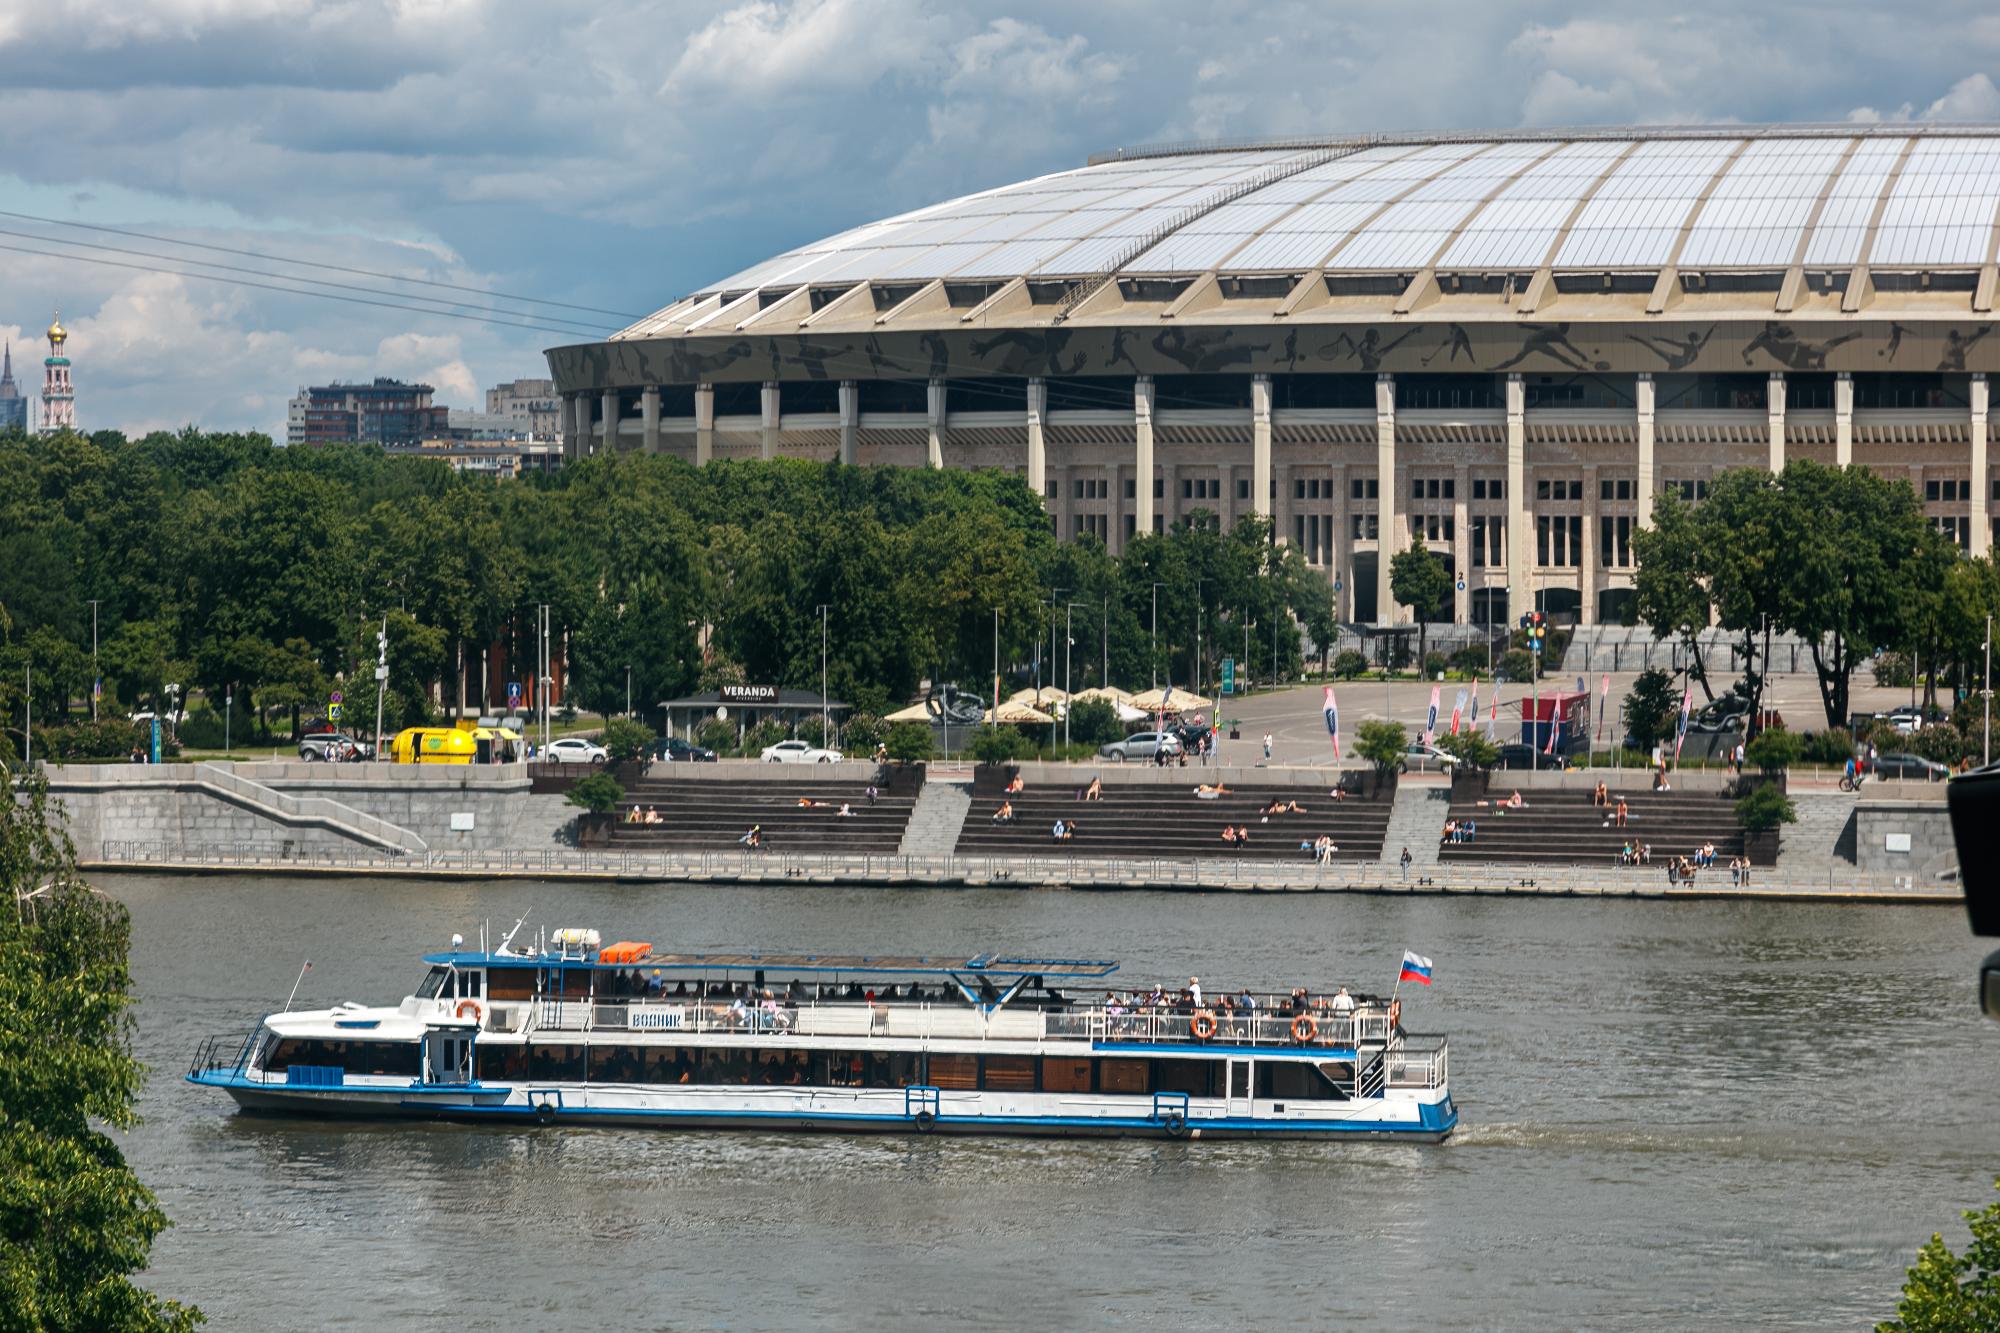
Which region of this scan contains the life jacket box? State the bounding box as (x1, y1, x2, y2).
(599, 941, 652, 964)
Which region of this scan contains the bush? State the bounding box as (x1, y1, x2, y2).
(1332, 650, 1368, 680)
(969, 725, 1027, 765)
(1874, 651, 1914, 688)
(1497, 649, 1535, 684)
(693, 718, 736, 754)
(1622, 667, 1679, 750)
(1065, 698, 1124, 748)
(1744, 728, 1802, 774)
(32, 718, 164, 762)
(177, 704, 226, 750)
(1735, 783, 1797, 832)
(1881, 1178, 2000, 1331)
(566, 771, 624, 815)
(742, 719, 789, 757)
(600, 717, 656, 763)
(841, 711, 885, 755)
(1356, 719, 1407, 775)
(1914, 721, 1970, 766)
(795, 715, 829, 749)
(1436, 729, 1500, 769)
(885, 721, 934, 763)
(1801, 728, 1855, 765)
(1422, 652, 1450, 679)
(1449, 646, 1489, 676)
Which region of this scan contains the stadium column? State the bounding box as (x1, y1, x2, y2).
(1252, 374, 1273, 520)
(561, 395, 580, 461)
(694, 384, 714, 466)
(574, 393, 593, 458)
(1453, 463, 1470, 625)
(642, 387, 661, 454)
(1026, 378, 1048, 502)
(1766, 372, 1785, 472)
(1375, 373, 1397, 626)
(1505, 373, 1529, 628)
(1134, 377, 1156, 534)
(838, 380, 858, 465)
(1635, 373, 1655, 529)
(1974, 373, 1991, 557)
(760, 381, 780, 461)
(926, 378, 946, 468)
(1579, 464, 1598, 627)
(601, 390, 618, 454)
(1835, 371, 1854, 466)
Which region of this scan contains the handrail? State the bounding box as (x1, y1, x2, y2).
(194, 764, 428, 854)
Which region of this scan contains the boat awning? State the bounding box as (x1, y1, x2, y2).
(431, 949, 1119, 980)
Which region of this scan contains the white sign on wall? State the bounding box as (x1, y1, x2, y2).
(1885, 832, 1912, 854)
(450, 812, 476, 832)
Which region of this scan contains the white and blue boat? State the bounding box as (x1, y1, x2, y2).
(189, 924, 1456, 1142)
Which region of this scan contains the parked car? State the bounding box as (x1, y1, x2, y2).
(1871, 752, 1949, 781)
(1883, 709, 1926, 736)
(1398, 743, 1461, 774)
(1494, 743, 1567, 771)
(1098, 730, 1183, 763)
(543, 736, 609, 765)
(760, 739, 843, 763)
(650, 736, 718, 763)
(298, 732, 373, 761)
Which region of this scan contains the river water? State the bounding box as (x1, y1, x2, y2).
(107, 873, 1998, 1330)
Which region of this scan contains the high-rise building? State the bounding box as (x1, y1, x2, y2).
(485, 377, 563, 444)
(285, 377, 448, 446)
(40, 312, 74, 434)
(0, 343, 26, 433)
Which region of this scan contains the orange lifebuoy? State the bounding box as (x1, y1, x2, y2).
(1190, 1011, 1217, 1040)
(454, 998, 483, 1023)
(1291, 1014, 1318, 1044)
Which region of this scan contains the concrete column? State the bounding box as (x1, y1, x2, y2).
(1252, 374, 1273, 521)
(694, 384, 714, 466)
(838, 380, 858, 465)
(641, 386, 661, 454)
(1974, 374, 1991, 557)
(1026, 378, 1047, 500)
(1161, 461, 1180, 532)
(1453, 463, 1471, 625)
(600, 389, 618, 453)
(926, 378, 946, 469)
(574, 393, 593, 458)
(1376, 374, 1397, 626)
(1329, 463, 1349, 618)
(1579, 464, 1598, 627)
(562, 395, 581, 461)
(1835, 371, 1854, 466)
(1766, 372, 1785, 473)
(1505, 373, 1529, 625)
(1635, 373, 1655, 528)
(1107, 462, 1125, 555)
(760, 381, 780, 461)
(1134, 377, 1156, 534)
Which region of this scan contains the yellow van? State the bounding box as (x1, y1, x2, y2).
(390, 727, 477, 764)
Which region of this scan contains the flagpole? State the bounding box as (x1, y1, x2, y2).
(283, 959, 311, 1013)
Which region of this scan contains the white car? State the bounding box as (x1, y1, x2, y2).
(543, 736, 609, 765)
(1398, 743, 1462, 774)
(761, 739, 843, 764)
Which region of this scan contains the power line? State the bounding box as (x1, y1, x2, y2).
(0, 208, 648, 320)
(0, 239, 615, 339)
(0, 225, 618, 336)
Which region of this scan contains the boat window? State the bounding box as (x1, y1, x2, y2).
(1098, 1058, 1149, 1094)
(475, 1045, 529, 1081)
(1041, 1058, 1094, 1094)
(1256, 1058, 1350, 1101)
(487, 968, 535, 1001)
(417, 967, 448, 999)
(528, 1044, 586, 1081)
(1152, 1058, 1219, 1098)
(979, 1055, 1037, 1092)
(461, 970, 483, 999)
(926, 1053, 978, 1090)
(264, 1038, 419, 1078)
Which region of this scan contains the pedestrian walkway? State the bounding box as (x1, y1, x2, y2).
(898, 779, 971, 858)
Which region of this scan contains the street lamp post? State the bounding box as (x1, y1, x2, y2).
(1150, 582, 1164, 691)
(87, 599, 99, 721)
(816, 603, 830, 747)
(1101, 593, 1108, 689)
(1194, 578, 1205, 701)
(625, 665, 632, 720)
(1064, 602, 1085, 750)
(1986, 613, 1992, 767)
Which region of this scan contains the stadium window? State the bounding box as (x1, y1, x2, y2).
(1237, 479, 1250, 500)
(1536, 479, 1550, 501)
(1182, 479, 1193, 499)
(1154, 479, 1164, 499)
(1074, 479, 1085, 500)
(1125, 479, 1136, 499)
(1412, 478, 1425, 500)
(1443, 479, 1455, 499)
(1366, 479, 1378, 499)
(1300, 479, 1310, 500)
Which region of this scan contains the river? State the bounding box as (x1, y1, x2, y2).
(107, 873, 1998, 1330)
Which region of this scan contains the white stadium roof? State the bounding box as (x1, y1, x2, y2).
(691, 125, 2000, 294)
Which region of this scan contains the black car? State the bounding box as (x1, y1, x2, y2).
(1495, 743, 1567, 771)
(650, 736, 718, 763)
(1872, 752, 1949, 782)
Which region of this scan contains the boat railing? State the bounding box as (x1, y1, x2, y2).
(516, 997, 1404, 1051)
(189, 1029, 260, 1079)
(1384, 1035, 1450, 1091)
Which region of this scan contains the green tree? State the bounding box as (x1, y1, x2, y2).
(1389, 540, 1452, 676)
(1623, 667, 1680, 751)
(885, 721, 934, 763)
(599, 718, 656, 763)
(1064, 698, 1124, 748)
(1333, 649, 1368, 680)
(1735, 783, 1797, 832)
(969, 725, 1026, 766)
(1436, 728, 1501, 769)
(1356, 719, 1407, 776)
(0, 744, 203, 1331)
(1881, 1180, 2000, 1331)
(1631, 491, 1720, 704)
(1744, 728, 1802, 775)
(565, 771, 624, 814)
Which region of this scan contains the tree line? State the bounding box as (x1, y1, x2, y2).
(0, 427, 1334, 748)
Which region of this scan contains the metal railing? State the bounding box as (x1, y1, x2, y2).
(194, 763, 428, 855)
(189, 1029, 259, 1079)
(1386, 1037, 1449, 1091)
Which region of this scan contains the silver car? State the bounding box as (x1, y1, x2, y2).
(1098, 731, 1184, 762)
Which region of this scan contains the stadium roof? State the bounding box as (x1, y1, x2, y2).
(615, 124, 2000, 340)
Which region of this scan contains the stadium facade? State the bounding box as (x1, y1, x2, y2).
(546, 124, 2000, 627)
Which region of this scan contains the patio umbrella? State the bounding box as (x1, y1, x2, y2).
(986, 701, 1055, 725)
(882, 701, 934, 724)
(1130, 687, 1213, 711)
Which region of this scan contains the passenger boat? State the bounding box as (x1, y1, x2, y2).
(188, 924, 1456, 1141)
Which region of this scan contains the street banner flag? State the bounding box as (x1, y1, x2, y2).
(1468, 675, 1480, 728)
(1399, 951, 1434, 985)
(1545, 713, 1560, 755)
(1423, 685, 1441, 746)
(1598, 673, 1611, 750)
(1450, 688, 1467, 736)
(1322, 686, 1340, 760)
(1487, 685, 1501, 739)
(1673, 684, 1694, 760)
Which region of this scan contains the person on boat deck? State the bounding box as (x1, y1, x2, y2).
(1330, 986, 1356, 1016)
(1084, 775, 1103, 800)
(1189, 977, 1204, 1007)
(992, 800, 1015, 823)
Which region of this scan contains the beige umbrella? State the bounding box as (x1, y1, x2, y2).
(986, 701, 1055, 725)
(1130, 687, 1213, 711)
(1007, 686, 1067, 708)
(1071, 686, 1136, 706)
(883, 701, 934, 723)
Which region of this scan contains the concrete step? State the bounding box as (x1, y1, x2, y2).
(900, 781, 972, 858)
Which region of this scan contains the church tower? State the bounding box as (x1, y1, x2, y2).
(41, 310, 74, 433)
(0, 342, 25, 433)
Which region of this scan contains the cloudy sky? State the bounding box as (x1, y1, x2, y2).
(3, 0, 1999, 437)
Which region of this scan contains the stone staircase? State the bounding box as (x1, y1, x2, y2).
(1381, 781, 1451, 869)
(898, 780, 972, 857)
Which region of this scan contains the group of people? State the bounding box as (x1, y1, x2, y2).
(623, 806, 664, 824)
(1051, 818, 1077, 842)
(1300, 835, 1340, 864)
(795, 798, 857, 817)
(1616, 841, 1653, 866)
(1591, 783, 1637, 820)
(1259, 798, 1309, 817)
(1219, 824, 1253, 845)
(1442, 817, 1478, 845)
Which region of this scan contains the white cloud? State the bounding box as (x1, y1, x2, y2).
(1924, 72, 2000, 120)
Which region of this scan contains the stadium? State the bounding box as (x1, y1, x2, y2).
(546, 124, 2000, 629)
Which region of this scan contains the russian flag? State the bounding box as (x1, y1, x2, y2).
(1399, 950, 1434, 985)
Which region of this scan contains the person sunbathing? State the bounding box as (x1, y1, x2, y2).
(1004, 775, 1025, 794)
(1084, 776, 1103, 801)
(992, 801, 1015, 823)
(1194, 782, 1231, 799)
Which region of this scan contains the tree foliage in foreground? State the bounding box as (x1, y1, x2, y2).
(1880, 1180, 2000, 1332)
(0, 741, 202, 1331)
